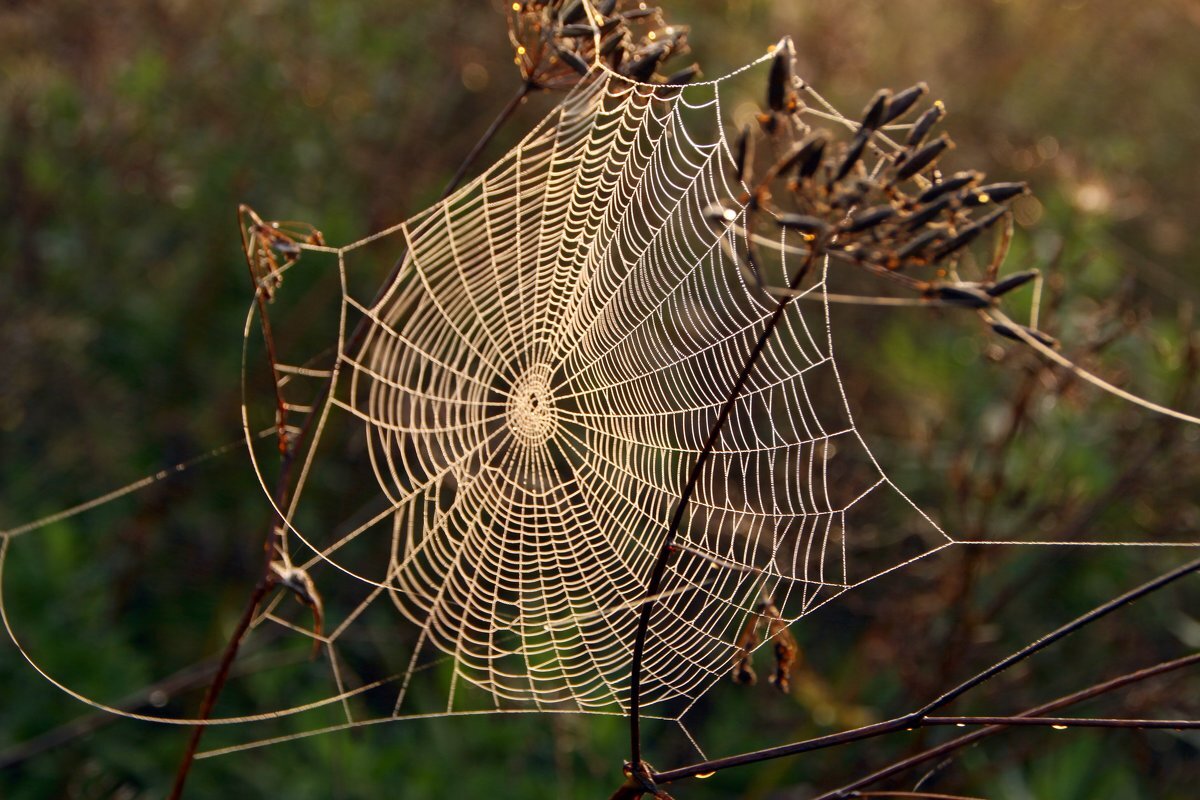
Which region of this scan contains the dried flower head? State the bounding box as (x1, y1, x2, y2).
(706, 41, 1053, 348)
(507, 0, 694, 90)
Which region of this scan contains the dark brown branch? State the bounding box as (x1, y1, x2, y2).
(853, 793, 987, 800)
(921, 715, 1200, 730)
(912, 554, 1200, 717)
(628, 242, 821, 767)
(650, 556, 1200, 784)
(810, 652, 1200, 800)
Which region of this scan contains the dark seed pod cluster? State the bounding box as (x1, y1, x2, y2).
(707, 39, 1057, 361)
(508, 1, 695, 90)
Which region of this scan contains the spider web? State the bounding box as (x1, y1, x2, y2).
(250, 54, 953, 732)
(3, 49, 1197, 761)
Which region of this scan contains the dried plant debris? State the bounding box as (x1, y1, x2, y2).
(507, 0, 694, 89)
(706, 40, 1052, 349)
(730, 600, 800, 694)
(239, 204, 324, 303)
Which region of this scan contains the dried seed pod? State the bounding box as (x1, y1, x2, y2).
(859, 89, 891, 132)
(991, 321, 1059, 348)
(767, 38, 794, 112)
(896, 134, 952, 181)
(929, 283, 994, 309)
(558, 47, 591, 76)
(731, 611, 761, 686)
(881, 82, 928, 125)
(844, 204, 895, 233)
(895, 227, 944, 261)
(623, 45, 666, 81)
(963, 181, 1028, 207)
(732, 657, 757, 685)
(929, 206, 1007, 260)
(777, 213, 830, 236)
(621, 7, 657, 20)
(906, 101, 945, 147)
(600, 30, 625, 58)
(662, 63, 700, 85)
(762, 602, 797, 695)
(833, 131, 869, 182)
(597, 15, 622, 35)
(793, 132, 828, 180)
(597, 0, 618, 15)
(904, 195, 953, 231)
(830, 180, 870, 210)
(559, 23, 597, 38)
(987, 269, 1039, 297)
(917, 171, 981, 204)
(560, 0, 586, 23)
(734, 124, 752, 182)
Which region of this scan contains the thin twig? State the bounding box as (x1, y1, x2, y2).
(852, 793, 987, 800)
(920, 715, 1200, 730)
(912, 554, 1200, 717)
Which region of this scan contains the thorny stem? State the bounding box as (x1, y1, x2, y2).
(167, 81, 534, 799)
(628, 238, 821, 768)
(650, 555, 1200, 785)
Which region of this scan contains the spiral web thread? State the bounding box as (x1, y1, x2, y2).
(3, 50, 1198, 762)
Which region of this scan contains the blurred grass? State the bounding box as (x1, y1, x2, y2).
(1, 1, 1198, 797)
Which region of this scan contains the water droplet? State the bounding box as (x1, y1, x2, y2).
(697, 771, 715, 779)
(1052, 724, 1068, 731)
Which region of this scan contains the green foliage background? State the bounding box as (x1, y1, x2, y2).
(1, 1, 1198, 797)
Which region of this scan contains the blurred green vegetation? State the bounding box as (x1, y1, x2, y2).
(1, 1, 1198, 798)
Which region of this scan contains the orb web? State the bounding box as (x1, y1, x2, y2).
(2, 46, 1197, 765)
(296, 58, 951, 718)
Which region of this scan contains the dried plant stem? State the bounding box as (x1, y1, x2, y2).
(167, 582, 272, 799)
(920, 715, 1200, 730)
(990, 308, 1200, 426)
(167, 445, 298, 799)
(167, 81, 534, 799)
(628, 242, 820, 768)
